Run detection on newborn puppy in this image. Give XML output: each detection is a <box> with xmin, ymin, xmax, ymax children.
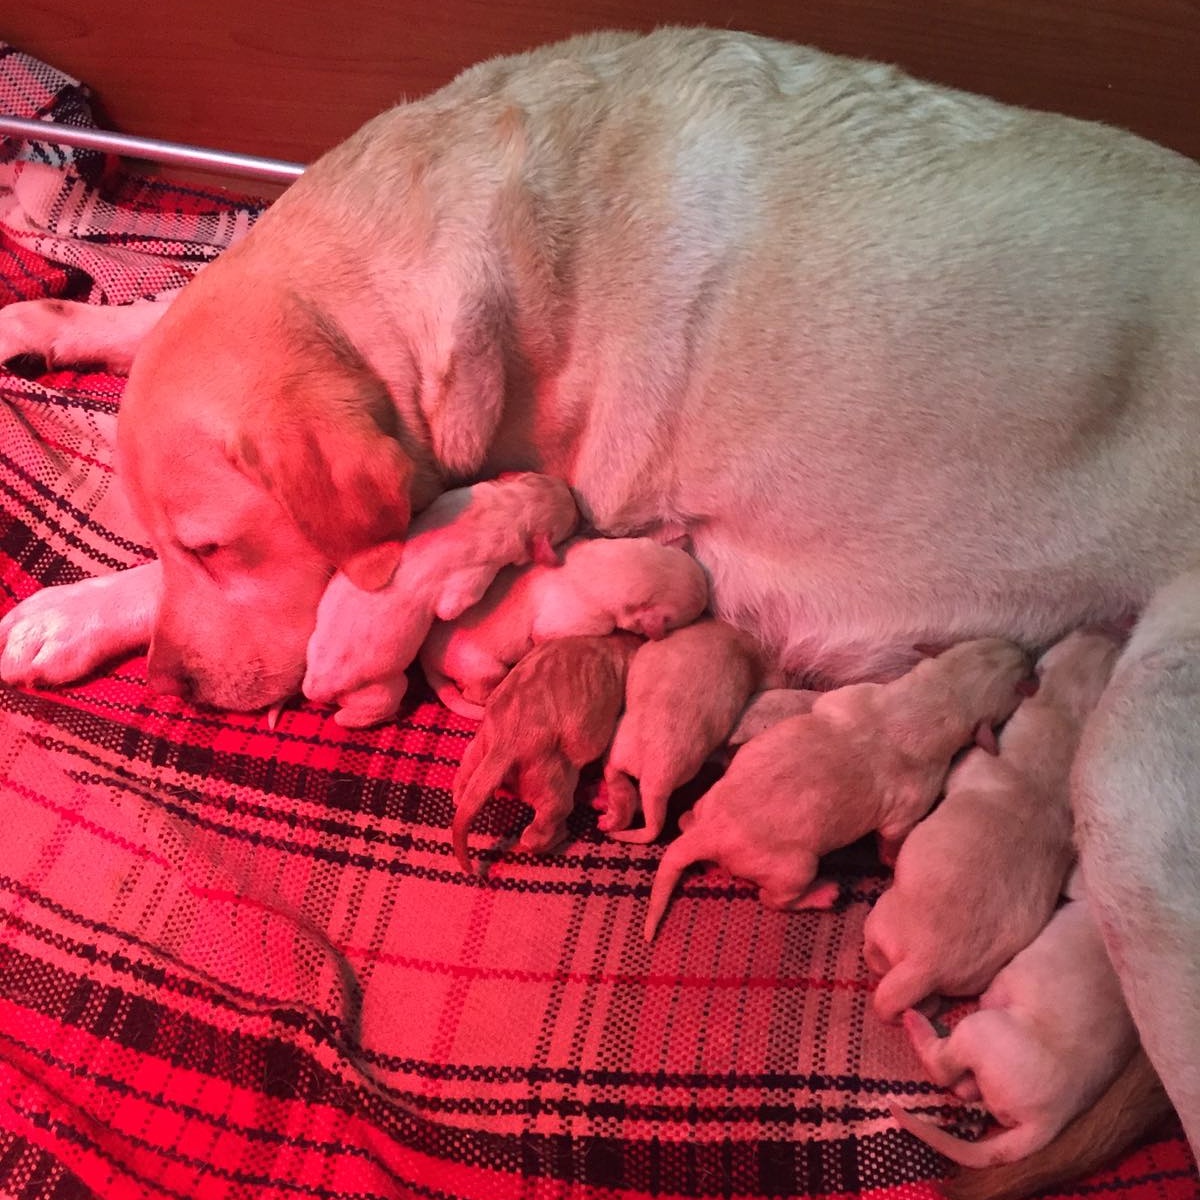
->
<box><xmin>421</xmin><ymin>536</ymin><xmax>709</xmax><ymax>718</ymax></box>
<box><xmin>864</xmin><ymin>629</ymin><xmax>1122</xmax><ymax>1022</ymax></box>
<box><xmin>303</xmin><ymin>472</ymin><xmax>578</xmax><ymax>727</ymax></box>
<box><xmin>601</xmin><ymin>618</ymin><xmax>764</xmax><ymax>841</ymax></box>
<box><xmin>643</xmin><ymin>638</ymin><xmax>1031</xmax><ymax>940</ymax></box>
<box><xmin>891</xmin><ymin>869</ymin><xmax>1139</xmax><ymax>1167</ymax></box>
<box><xmin>452</xmin><ymin>633</ymin><xmax>640</xmax><ymax>871</ymax></box>
<box><xmin>728</xmin><ymin>687</ymin><xmax>823</xmax><ymax>745</ymax></box>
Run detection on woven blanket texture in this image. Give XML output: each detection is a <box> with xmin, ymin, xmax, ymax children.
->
<box><xmin>0</xmin><ymin>40</ymin><xmax>1196</xmax><ymax>1200</ymax></box>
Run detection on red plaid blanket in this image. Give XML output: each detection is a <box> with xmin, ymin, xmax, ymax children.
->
<box><xmin>0</xmin><ymin>42</ymin><xmax>1196</xmax><ymax>1200</ymax></box>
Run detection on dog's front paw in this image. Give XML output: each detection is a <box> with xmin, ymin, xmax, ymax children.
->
<box><xmin>0</xmin><ymin>298</ymin><xmax>168</xmax><ymax>374</ymax></box>
<box><xmin>0</xmin><ymin>573</ymin><xmax>152</xmax><ymax>686</ymax></box>
<box><xmin>0</xmin><ymin>299</ymin><xmax>77</xmax><ymax>369</ymax></box>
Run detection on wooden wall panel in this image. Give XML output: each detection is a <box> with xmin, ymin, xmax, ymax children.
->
<box><xmin>3</xmin><ymin>0</ymin><xmax>1198</xmax><ymax>182</ymax></box>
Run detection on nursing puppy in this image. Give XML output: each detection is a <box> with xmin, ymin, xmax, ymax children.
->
<box><xmin>643</xmin><ymin>639</ymin><xmax>1031</xmax><ymax>940</ymax></box>
<box><xmin>938</xmin><ymin>1050</ymin><xmax>1174</xmax><ymax>1200</ymax></box>
<box><xmin>452</xmin><ymin>633</ymin><xmax>639</xmax><ymax>870</ymax></box>
<box><xmin>891</xmin><ymin>870</ymin><xmax>1139</xmax><ymax>1169</ymax></box>
<box><xmin>864</xmin><ymin>629</ymin><xmax>1122</xmax><ymax>1023</ymax></box>
<box><xmin>1</xmin><ymin>26</ymin><xmax>1199</xmax><ymax>1152</ymax></box>
<box><xmin>728</xmin><ymin>688</ymin><xmax>823</xmax><ymax>745</ymax></box>
<box><xmin>601</xmin><ymin>617</ymin><xmax>764</xmax><ymax>841</ymax></box>
<box><xmin>303</xmin><ymin>471</ymin><xmax>577</xmax><ymax>726</ymax></box>
<box><xmin>420</xmin><ymin>536</ymin><xmax>708</xmax><ymax>718</ymax></box>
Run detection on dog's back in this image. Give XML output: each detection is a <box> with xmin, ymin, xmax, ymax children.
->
<box><xmin>427</xmin><ymin>30</ymin><xmax>1200</xmax><ymax>681</ymax></box>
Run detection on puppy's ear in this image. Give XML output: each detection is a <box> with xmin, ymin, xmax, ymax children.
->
<box><xmin>426</xmin><ymin>292</ymin><xmax>508</xmax><ymax>475</ymax></box>
<box><xmin>231</xmin><ymin>374</ymin><xmax>413</xmax><ymax>590</ymax></box>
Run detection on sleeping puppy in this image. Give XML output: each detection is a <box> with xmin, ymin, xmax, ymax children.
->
<box><xmin>864</xmin><ymin>629</ymin><xmax>1122</xmax><ymax>1023</ymax></box>
<box><xmin>890</xmin><ymin>869</ymin><xmax>1139</xmax><ymax>1169</ymax></box>
<box><xmin>303</xmin><ymin>471</ymin><xmax>577</xmax><ymax>726</ymax></box>
<box><xmin>452</xmin><ymin>633</ymin><xmax>639</xmax><ymax>870</ymax></box>
<box><xmin>601</xmin><ymin>617</ymin><xmax>764</xmax><ymax>840</ymax></box>
<box><xmin>642</xmin><ymin>639</ymin><xmax>1032</xmax><ymax>940</ymax></box>
<box><xmin>728</xmin><ymin>687</ymin><xmax>823</xmax><ymax>746</ymax></box>
<box><xmin>1</xmin><ymin>26</ymin><xmax>1199</xmax><ymax>1151</ymax></box>
<box><xmin>419</xmin><ymin>535</ymin><xmax>708</xmax><ymax>718</ymax></box>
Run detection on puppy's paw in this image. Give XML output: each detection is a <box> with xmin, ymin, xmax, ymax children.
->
<box><xmin>517</xmin><ymin>816</ymin><xmax>569</xmax><ymax>856</ymax></box>
<box><xmin>596</xmin><ymin>772</ymin><xmax>640</xmax><ymax>833</ymax></box>
<box><xmin>0</xmin><ymin>574</ymin><xmax>151</xmax><ymax>686</ymax></box>
<box><xmin>328</xmin><ymin>678</ymin><xmax>409</xmax><ymax>728</ymax></box>
<box><xmin>0</xmin><ymin>298</ymin><xmax>166</xmax><ymax>374</ymax></box>
<box><xmin>434</xmin><ymin>565</ymin><xmax>506</xmax><ymax>622</ymax></box>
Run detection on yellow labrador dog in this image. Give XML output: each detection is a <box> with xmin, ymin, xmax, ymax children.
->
<box><xmin>0</xmin><ymin>26</ymin><xmax>1198</xmax><ymax>1183</ymax></box>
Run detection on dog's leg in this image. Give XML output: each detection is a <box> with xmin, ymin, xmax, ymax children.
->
<box><xmin>0</xmin><ymin>297</ymin><xmax>174</xmax><ymax>374</ymax></box>
<box><xmin>1072</xmin><ymin>568</ymin><xmax>1200</xmax><ymax>1152</ymax></box>
<box><xmin>516</xmin><ymin>756</ymin><xmax>578</xmax><ymax>855</ymax></box>
<box><xmin>0</xmin><ymin>561</ymin><xmax>160</xmax><ymax>685</ymax></box>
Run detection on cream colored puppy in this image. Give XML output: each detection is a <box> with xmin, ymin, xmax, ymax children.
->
<box><xmin>303</xmin><ymin>472</ymin><xmax>577</xmax><ymax>726</ymax></box>
<box><xmin>1</xmin><ymin>27</ymin><xmax>1198</xmax><ymax>1144</ymax></box>
<box><xmin>864</xmin><ymin>629</ymin><xmax>1122</xmax><ymax>1022</ymax></box>
<box><xmin>891</xmin><ymin>870</ymin><xmax>1139</xmax><ymax>1168</ymax></box>
<box><xmin>452</xmin><ymin>633</ymin><xmax>639</xmax><ymax>870</ymax></box>
<box><xmin>643</xmin><ymin>639</ymin><xmax>1032</xmax><ymax>940</ymax></box>
<box><xmin>728</xmin><ymin>688</ymin><xmax>823</xmax><ymax>745</ymax></box>
<box><xmin>419</xmin><ymin>536</ymin><xmax>708</xmax><ymax>718</ymax></box>
<box><xmin>601</xmin><ymin>618</ymin><xmax>763</xmax><ymax>841</ymax></box>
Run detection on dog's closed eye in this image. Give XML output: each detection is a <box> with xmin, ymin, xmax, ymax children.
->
<box><xmin>178</xmin><ymin>542</ymin><xmax>225</xmax><ymax>578</ymax></box>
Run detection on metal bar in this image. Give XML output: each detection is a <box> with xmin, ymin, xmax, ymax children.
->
<box><xmin>0</xmin><ymin>114</ymin><xmax>305</xmax><ymax>184</ymax></box>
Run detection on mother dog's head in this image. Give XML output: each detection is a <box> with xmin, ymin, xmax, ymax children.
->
<box><xmin>118</xmin><ymin>273</ymin><xmax>434</xmax><ymax>712</ymax></box>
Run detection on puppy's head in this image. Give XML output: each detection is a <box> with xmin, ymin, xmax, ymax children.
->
<box><xmin>933</xmin><ymin>637</ymin><xmax>1034</xmax><ymax>727</ymax></box>
<box><xmin>599</xmin><ymin>540</ymin><xmax>710</xmax><ymax>640</ymax></box>
<box><xmin>1032</xmin><ymin>628</ymin><xmax>1122</xmax><ymax>723</ymax></box>
<box><xmin>118</xmin><ymin>281</ymin><xmax>423</xmax><ymax>711</ymax></box>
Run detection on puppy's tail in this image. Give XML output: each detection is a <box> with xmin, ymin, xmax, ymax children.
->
<box><xmin>890</xmin><ymin>1102</ymin><xmax>1044</xmax><ymax>1168</ymax></box>
<box><xmin>609</xmin><ymin>785</ymin><xmax>667</xmax><ymax>845</ymax></box>
<box><xmin>643</xmin><ymin>827</ymin><xmax>714</xmax><ymax>942</ymax></box>
<box><xmin>611</xmin><ymin>823</ymin><xmax>661</xmax><ymax>845</ymax></box>
<box><xmin>939</xmin><ymin>1049</ymin><xmax>1174</xmax><ymax>1200</ymax></box>
<box><xmin>871</xmin><ymin>961</ymin><xmax>933</xmax><ymax>1025</ymax></box>
<box><xmin>451</xmin><ymin>733</ymin><xmax>510</xmax><ymax>873</ymax></box>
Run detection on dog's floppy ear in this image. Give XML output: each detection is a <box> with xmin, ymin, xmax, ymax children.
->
<box><xmin>230</xmin><ymin>371</ymin><xmax>413</xmax><ymax>591</ymax></box>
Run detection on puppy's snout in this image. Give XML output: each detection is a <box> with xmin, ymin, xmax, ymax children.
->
<box><xmin>635</xmin><ymin>611</ymin><xmax>668</xmax><ymax>640</ymax></box>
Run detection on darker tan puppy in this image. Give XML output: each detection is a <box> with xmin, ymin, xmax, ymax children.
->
<box><xmin>452</xmin><ymin>633</ymin><xmax>640</xmax><ymax>872</ymax></box>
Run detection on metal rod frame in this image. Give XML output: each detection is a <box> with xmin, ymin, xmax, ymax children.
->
<box><xmin>0</xmin><ymin>114</ymin><xmax>305</xmax><ymax>184</ymax></box>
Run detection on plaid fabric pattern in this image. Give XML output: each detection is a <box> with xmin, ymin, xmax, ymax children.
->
<box><xmin>0</xmin><ymin>44</ymin><xmax>256</xmax><ymax>304</ymax></box>
<box><xmin>0</xmin><ymin>42</ymin><xmax>1197</xmax><ymax>1200</ymax></box>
